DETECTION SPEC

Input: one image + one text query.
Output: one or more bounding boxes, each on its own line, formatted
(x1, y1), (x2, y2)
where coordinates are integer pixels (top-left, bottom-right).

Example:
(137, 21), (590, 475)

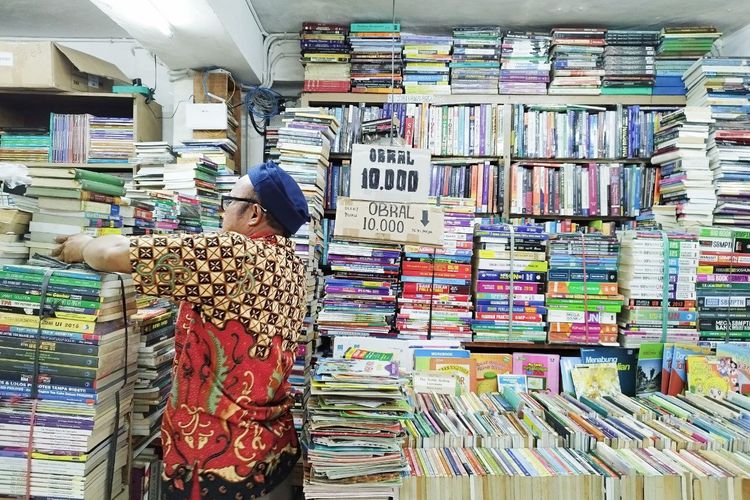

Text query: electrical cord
(244, 86), (284, 134)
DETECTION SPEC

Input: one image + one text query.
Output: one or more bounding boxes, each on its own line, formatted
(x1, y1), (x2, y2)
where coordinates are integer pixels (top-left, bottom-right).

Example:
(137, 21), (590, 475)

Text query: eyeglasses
(220, 195), (267, 213)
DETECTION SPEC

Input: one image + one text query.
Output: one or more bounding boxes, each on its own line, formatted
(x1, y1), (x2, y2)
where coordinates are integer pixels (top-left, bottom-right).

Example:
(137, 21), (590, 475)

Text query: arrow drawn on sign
(420, 210), (429, 227)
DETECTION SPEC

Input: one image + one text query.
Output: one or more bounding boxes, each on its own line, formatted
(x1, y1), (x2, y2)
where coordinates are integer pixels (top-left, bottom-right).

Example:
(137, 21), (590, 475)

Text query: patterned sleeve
(129, 232), (258, 305)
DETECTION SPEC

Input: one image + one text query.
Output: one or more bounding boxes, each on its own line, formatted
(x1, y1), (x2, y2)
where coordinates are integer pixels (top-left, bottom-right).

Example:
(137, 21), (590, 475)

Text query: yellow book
(686, 355), (730, 397)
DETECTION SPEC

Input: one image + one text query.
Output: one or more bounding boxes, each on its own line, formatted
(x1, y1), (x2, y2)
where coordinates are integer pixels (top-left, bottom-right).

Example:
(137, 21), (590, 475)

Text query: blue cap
(247, 161), (310, 235)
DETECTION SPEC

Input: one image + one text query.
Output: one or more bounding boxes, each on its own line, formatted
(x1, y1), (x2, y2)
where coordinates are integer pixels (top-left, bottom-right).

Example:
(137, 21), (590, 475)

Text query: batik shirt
(129, 232), (307, 499)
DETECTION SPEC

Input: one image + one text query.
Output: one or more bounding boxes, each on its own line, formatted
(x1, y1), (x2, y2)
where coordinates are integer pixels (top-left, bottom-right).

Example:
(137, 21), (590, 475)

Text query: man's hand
(51, 234), (94, 264)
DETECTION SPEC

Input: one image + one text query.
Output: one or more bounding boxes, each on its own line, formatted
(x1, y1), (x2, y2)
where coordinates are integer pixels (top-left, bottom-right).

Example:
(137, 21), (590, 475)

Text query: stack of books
(300, 22), (351, 93)
(398, 207), (475, 341)
(429, 160), (499, 213)
(472, 223), (549, 343)
(684, 57), (750, 227)
(651, 106), (716, 228)
(0, 207), (31, 264)
(602, 30), (660, 95)
(325, 158), (350, 210)
(131, 300), (175, 451)
(214, 165), (238, 201)
(450, 27), (502, 94)
(618, 231), (700, 347)
(175, 194), (202, 233)
(130, 142), (175, 196)
(24, 167), (126, 256)
(401, 34), (452, 95)
(349, 22), (403, 94)
(428, 104), (499, 157)
(546, 233), (623, 345)
(149, 191), (180, 233)
(696, 227), (750, 341)
(87, 116), (134, 163)
(511, 105), (669, 159)
(0, 129), (50, 162)
(549, 28), (606, 95)
(499, 32), (551, 94)
(163, 155), (220, 232)
(304, 358), (411, 499)
(654, 26), (721, 95)
(119, 200), (155, 236)
(289, 341), (313, 431)
(509, 162), (656, 218)
(0, 266), (138, 499)
(317, 241), (401, 338)
(131, 449), (163, 500)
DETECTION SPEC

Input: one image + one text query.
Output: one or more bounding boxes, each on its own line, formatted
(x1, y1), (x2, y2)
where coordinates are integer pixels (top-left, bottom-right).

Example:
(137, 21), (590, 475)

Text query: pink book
(512, 352), (561, 394)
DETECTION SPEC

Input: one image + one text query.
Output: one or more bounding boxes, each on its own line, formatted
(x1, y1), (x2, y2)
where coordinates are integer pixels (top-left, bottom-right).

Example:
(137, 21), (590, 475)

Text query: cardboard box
(0, 42), (129, 92)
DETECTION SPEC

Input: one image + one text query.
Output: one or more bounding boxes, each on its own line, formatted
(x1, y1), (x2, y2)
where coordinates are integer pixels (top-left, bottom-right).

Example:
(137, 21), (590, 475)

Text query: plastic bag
(0, 162), (32, 189)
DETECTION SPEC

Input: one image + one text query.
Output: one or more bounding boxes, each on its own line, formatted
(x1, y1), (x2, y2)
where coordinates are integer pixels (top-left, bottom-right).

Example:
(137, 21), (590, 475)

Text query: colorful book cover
(471, 353), (513, 393)
(560, 356), (581, 395)
(429, 357), (476, 393)
(580, 347), (638, 396)
(414, 348), (470, 371)
(571, 363), (621, 398)
(716, 344), (750, 394)
(686, 355), (731, 398)
(497, 374), (528, 394)
(512, 353), (560, 393)
(661, 343), (675, 393)
(636, 343), (664, 395)
(666, 343), (713, 396)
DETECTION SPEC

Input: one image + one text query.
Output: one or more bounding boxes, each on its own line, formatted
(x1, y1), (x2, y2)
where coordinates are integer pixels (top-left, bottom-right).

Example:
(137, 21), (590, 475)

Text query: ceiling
(0, 0), (129, 38)
(252, 0), (750, 35)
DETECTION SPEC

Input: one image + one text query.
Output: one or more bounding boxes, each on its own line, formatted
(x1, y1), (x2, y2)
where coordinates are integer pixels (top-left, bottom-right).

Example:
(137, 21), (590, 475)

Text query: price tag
(349, 144), (431, 203)
(334, 198), (444, 247)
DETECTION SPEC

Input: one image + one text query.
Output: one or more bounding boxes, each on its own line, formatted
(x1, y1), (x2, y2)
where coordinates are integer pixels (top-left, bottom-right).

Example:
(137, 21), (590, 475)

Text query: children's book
(560, 356), (581, 395)
(667, 343), (713, 396)
(414, 348), (470, 371)
(580, 347), (638, 396)
(716, 344), (750, 394)
(636, 343), (664, 395)
(429, 357), (476, 393)
(661, 343), (675, 393)
(571, 363), (621, 398)
(512, 353), (560, 393)
(686, 355), (731, 398)
(497, 374), (528, 395)
(471, 353), (513, 393)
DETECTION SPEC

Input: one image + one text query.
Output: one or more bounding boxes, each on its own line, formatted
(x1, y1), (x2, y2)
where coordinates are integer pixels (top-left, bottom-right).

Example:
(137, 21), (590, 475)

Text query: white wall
(716, 24), (750, 56)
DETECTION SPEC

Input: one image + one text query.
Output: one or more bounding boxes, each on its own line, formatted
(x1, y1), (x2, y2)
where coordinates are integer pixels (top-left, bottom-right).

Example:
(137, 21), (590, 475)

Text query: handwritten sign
(349, 144), (431, 203)
(334, 198), (444, 247)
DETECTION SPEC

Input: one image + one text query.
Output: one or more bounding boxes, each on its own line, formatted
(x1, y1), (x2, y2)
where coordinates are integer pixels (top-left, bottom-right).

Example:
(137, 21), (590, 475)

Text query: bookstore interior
(3, 0), (750, 499)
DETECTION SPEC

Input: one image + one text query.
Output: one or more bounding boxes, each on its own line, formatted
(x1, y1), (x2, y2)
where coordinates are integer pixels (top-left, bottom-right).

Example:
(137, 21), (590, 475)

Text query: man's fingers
(50, 245), (62, 257)
(54, 235), (69, 243)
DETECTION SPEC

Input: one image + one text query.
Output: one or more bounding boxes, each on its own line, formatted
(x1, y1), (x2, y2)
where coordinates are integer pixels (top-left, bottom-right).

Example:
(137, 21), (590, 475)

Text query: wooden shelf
(0, 89), (134, 99)
(302, 92), (686, 107)
(25, 162), (134, 171)
(509, 214), (635, 221)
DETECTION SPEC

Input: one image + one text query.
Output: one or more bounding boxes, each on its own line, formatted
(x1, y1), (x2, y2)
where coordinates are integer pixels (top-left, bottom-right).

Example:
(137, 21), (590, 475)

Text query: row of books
(300, 24), (721, 96)
(509, 162), (657, 218)
(49, 114), (134, 164)
(511, 104), (677, 159)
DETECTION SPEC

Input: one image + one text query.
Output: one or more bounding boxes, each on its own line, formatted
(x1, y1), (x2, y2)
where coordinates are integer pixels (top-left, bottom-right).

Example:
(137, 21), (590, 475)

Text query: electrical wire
(244, 86), (283, 134)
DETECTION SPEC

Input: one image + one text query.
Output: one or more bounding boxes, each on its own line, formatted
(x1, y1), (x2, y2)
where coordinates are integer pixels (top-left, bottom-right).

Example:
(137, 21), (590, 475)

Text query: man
(53, 162), (310, 500)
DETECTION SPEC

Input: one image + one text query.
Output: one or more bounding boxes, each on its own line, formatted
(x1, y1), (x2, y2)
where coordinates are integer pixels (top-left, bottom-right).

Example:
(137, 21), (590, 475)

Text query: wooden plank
(302, 92), (686, 106)
(132, 94), (162, 143)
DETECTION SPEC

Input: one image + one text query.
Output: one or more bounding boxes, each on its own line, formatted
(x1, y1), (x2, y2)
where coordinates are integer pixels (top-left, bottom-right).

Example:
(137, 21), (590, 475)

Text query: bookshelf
(0, 90), (162, 173)
(300, 92), (683, 220)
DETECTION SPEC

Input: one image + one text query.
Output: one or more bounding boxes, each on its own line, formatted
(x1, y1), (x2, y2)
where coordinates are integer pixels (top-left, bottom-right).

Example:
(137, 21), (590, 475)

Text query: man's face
(221, 177), (263, 235)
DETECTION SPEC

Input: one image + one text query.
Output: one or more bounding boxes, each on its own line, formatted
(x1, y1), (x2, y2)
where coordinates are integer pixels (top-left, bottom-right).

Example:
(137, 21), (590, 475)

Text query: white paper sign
(334, 198), (444, 247)
(349, 144), (431, 203)
(0, 52), (14, 67)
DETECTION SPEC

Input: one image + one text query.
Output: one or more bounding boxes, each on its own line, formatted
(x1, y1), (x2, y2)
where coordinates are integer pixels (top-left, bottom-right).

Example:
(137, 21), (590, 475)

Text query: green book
(635, 343), (664, 395)
(350, 23), (400, 33)
(27, 167), (126, 187)
(601, 87), (653, 95)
